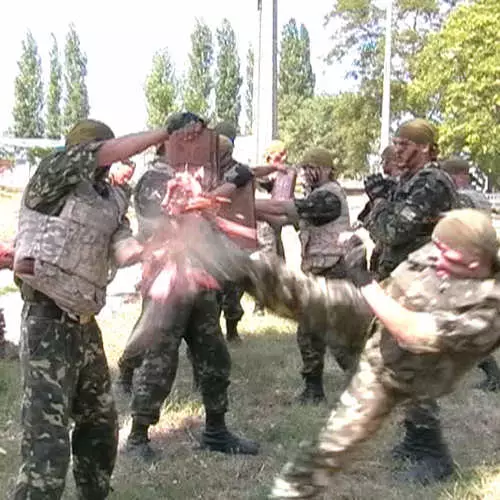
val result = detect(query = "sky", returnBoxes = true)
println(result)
[0,0,355,137]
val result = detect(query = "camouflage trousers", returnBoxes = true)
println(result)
[14,301,118,500]
[131,290,231,425]
[297,261,358,377]
[273,351,424,497]
[217,281,244,322]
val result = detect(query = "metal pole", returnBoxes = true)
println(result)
[253,0,263,164]
[271,0,278,139]
[379,0,393,160]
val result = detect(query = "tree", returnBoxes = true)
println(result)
[63,24,90,132]
[244,45,254,135]
[409,0,500,178]
[12,31,44,139]
[183,20,214,117]
[46,34,63,139]
[214,19,243,127]
[144,49,178,128]
[279,19,315,100]
[324,0,460,147]
[279,92,378,176]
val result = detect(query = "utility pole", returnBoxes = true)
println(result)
[253,0,278,165]
[379,0,393,162]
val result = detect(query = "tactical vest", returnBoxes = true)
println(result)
[377,163,459,279]
[458,188,492,212]
[299,181,351,274]
[15,180,129,315]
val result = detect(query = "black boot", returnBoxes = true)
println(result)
[201,411,259,455]
[226,319,242,343]
[125,421,157,462]
[296,375,326,405]
[392,420,454,484]
[476,356,500,392]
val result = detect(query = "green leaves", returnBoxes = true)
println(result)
[409,0,500,177]
[63,24,90,133]
[145,49,179,129]
[12,31,44,139]
[46,34,62,139]
[214,19,243,127]
[183,20,214,118]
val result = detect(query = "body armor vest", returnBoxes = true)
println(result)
[15,180,129,315]
[299,181,351,274]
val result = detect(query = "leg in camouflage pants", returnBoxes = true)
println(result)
[296,261,358,404]
[14,303,118,500]
[272,352,404,498]
[217,281,245,342]
[130,290,230,426]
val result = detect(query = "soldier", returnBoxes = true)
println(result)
[186,208,500,499]
[116,133,176,393]
[256,147,365,404]
[442,157,500,391]
[10,119,168,499]
[125,117,259,460]
[252,140,290,315]
[364,118,459,483]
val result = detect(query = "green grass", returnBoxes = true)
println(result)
[1,297,499,499]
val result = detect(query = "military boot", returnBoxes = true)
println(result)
[226,319,242,344]
[476,356,500,392]
[125,421,157,462]
[392,420,454,484]
[200,412,259,455]
[296,375,326,405]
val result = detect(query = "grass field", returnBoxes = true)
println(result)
[0,188,499,499]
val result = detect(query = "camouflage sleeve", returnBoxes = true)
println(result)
[424,303,499,353]
[244,254,372,330]
[366,171,452,246]
[24,142,102,210]
[294,190,342,226]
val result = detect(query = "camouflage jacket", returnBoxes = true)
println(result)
[241,250,500,399]
[365,163,458,279]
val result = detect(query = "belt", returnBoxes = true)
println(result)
[25,302,93,325]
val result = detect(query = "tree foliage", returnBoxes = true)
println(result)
[63,24,90,133]
[214,19,242,127]
[409,0,500,178]
[46,34,63,139]
[279,19,315,100]
[145,49,178,128]
[324,0,459,146]
[279,93,378,177]
[244,45,254,135]
[183,20,214,118]
[12,31,44,138]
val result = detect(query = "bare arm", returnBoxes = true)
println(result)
[97,129,169,167]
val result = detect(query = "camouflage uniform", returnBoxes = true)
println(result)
[364,161,459,481]
[126,153,259,457]
[228,244,500,498]
[12,138,131,499]
[295,180,360,403]
[116,157,174,390]
[441,160,500,391]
